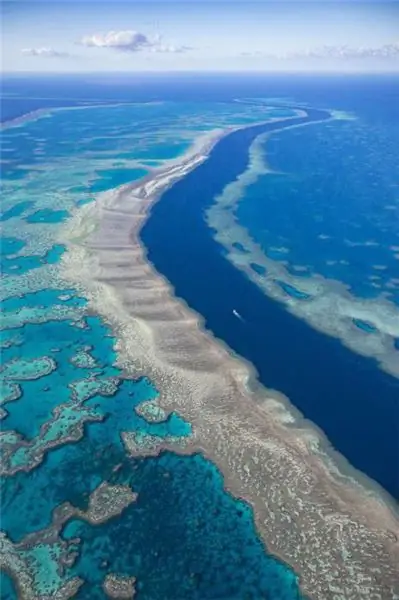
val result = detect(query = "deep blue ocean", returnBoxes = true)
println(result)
[1,73,398,599]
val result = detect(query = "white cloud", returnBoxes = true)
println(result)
[80,30,191,53]
[21,47,70,58]
[81,30,149,52]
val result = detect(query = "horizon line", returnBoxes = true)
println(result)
[2,70,399,76]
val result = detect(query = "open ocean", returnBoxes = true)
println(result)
[1,73,398,599]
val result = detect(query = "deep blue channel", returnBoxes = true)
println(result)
[141,108,399,499]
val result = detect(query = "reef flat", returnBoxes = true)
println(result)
[61,114,399,599]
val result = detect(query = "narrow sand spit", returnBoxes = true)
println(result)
[61,123,399,600]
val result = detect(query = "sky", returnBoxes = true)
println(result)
[2,1,399,73]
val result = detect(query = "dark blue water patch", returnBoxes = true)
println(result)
[61,452,302,600]
[1,237,26,257]
[275,280,311,300]
[0,201,35,221]
[232,241,249,253]
[141,109,399,498]
[25,208,70,224]
[352,319,377,334]
[0,570,18,600]
[250,262,266,276]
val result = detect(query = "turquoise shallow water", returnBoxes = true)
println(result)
[1,315,118,439]
[25,209,70,224]
[0,92,303,598]
[89,168,148,193]
[0,201,35,221]
[2,373,189,542]
[1,237,26,256]
[62,452,301,600]
[0,572,17,600]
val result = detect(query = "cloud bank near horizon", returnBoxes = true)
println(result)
[20,36,398,68]
[241,41,399,62]
[19,30,192,61]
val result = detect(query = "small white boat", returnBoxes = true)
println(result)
[233,309,243,321]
